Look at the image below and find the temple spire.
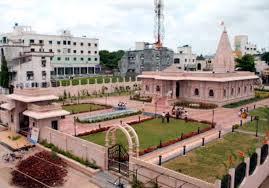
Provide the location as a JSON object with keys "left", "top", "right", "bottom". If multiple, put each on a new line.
{"left": 213, "top": 25, "right": 235, "bottom": 73}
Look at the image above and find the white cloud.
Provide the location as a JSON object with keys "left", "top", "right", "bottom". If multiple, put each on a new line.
{"left": 0, "top": 0, "right": 268, "bottom": 54}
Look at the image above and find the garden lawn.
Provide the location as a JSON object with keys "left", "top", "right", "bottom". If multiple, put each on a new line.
{"left": 80, "top": 118, "right": 209, "bottom": 151}
{"left": 163, "top": 132, "right": 263, "bottom": 183}
{"left": 240, "top": 107, "right": 269, "bottom": 134}
{"left": 223, "top": 90, "right": 269, "bottom": 108}
{"left": 63, "top": 103, "right": 110, "bottom": 114}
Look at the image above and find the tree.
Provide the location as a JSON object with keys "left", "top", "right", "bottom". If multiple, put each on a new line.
{"left": 0, "top": 53, "right": 10, "bottom": 88}
{"left": 235, "top": 54, "right": 256, "bottom": 72}
{"left": 261, "top": 52, "right": 269, "bottom": 64}
{"left": 99, "top": 50, "right": 125, "bottom": 70}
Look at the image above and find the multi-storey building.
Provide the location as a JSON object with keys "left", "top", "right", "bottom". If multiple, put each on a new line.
{"left": 0, "top": 24, "right": 100, "bottom": 89}
{"left": 119, "top": 42, "right": 174, "bottom": 77}
{"left": 234, "top": 35, "right": 258, "bottom": 56}
{"left": 173, "top": 45, "right": 197, "bottom": 71}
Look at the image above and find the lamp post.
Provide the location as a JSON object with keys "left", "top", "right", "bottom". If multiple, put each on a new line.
{"left": 255, "top": 116, "right": 259, "bottom": 137}
{"left": 212, "top": 109, "right": 215, "bottom": 128}
{"left": 73, "top": 116, "right": 77, "bottom": 136}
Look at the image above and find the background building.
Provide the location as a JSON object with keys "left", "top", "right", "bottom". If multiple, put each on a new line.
{"left": 0, "top": 24, "right": 100, "bottom": 89}
{"left": 234, "top": 35, "right": 258, "bottom": 56}
{"left": 173, "top": 45, "right": 197, "bottom": 71}
{"left": 118, "top": 42, "right": 174, "bottom": 77}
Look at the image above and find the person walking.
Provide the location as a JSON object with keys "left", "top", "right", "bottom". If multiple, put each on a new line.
{"left": 166, "top": 112, "right": 170, "bottom": 123}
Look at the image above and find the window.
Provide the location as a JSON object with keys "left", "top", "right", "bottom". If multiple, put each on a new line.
{"left": 194, "top": 88, "right": 199, "bottom": 96}
{"left": 156, "top": 85, "right": 160, "bottom": 92}
{"left": 57, "top": 57, "right": 61, "bottom": 61}
{"left": 42, "top": 71, "right": 46, "bottom": 80}
{"left": 67, "top": 49, "right": 71, "bottom": 53}
{"left": 95, "top": 43, "right": 98, "bottom": 47}
{"left": 39, "top": 40, "right": 44, "bottom": 44}
{"left": 244, "top": 86, "right": 247, "bottom": 93}
{"left": 88, "top": 57, "right": 91, "bottom": 61}
{"left": 145, "top": 85, "right": 149, "bottom": 91}
{"left": 88, "top": 43, "right": 91, "bottom": 46}
{"left": 26, "top": 71, "right": 34, "bottom": 81}
{"left": 174, "top": 58, "right": 180, "bottom": 64}
{"left": 80, "top": 42, "right": 84, "bottom": 46}
{"left": 57, "top": 49, "right": 61, "bottom": 53}
{"left": 51, "top": 120, "right": 58, "bottom": 130}
{"left": 231, "top": 88, "right": 234, "bottom": 96}
{"left": 73, "top": 42, "right": 76, "bottom": 46}
{"left": 65, "top": 57, "right": 70, "bottom": 61}
{"left": 30, "top": 39, "right": 35, "bottom": 44}
{"left": 41, "top": 60, "right": 46, "bottom": 67}
{"left": 88, "top": 51, "right": 91, "bottom": 54}
{"left": 250, "top": 86, "right": 253, "bottom": 91}
{"left": 81, "top": 57, "right": 84, "bottom": 61}
{"left": 209, "top": 89, "right": 214, "bottom": 97}
{"left": 94, "top": 51, "right": 98, "bottom": 54}
{"left": 73, "top": 57, "right": 77, "bottom": 61}
{"left": 48, "top": 40, "right": 53, "bottom": 45}
{"left": 81, "top": 50, "right": 84, "bottom": 54}
{"left": 185, "top": 59, "right": 187, "bottom": 62}
{"left": 73, "top": 50, "right": 77, "bottom": 54}
{"left": 238, "top": 87, "right": 241, "bottom": 95}
{"left": 30, "top": 48, "right": 35, "bottom": 52}
{"left": 63, "top": 40, "right": 66, "bottom": 45}
{"left": 57, "top": 41, "right": 61, "bottom": 45}
{"left": 67, "top": 41, "right": 71, "bottom": 45}
{"left": 95, "top": 58, "right": 98, "bottom": 61}
{"left": 49, "top": 49, "right": 53, "bottom": 52}
{"left": 223, "top": 89, "right": 226, "bottom": 97}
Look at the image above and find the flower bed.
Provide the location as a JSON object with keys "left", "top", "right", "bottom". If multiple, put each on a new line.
{"left": 130, "top": 95, "right": 152, "bottom": 103}
{"left": 174, "top": 101, "right": 217, "bottom": 109}
{"left": 78, "top": 109, "right": 141, "bottom": 123}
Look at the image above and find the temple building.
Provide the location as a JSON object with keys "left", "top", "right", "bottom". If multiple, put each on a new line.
{"left": 138, "top": 28, "right": 260, "bottom": 106}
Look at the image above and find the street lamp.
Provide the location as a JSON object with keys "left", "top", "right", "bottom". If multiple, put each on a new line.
{"left": 73, "top": 116, "right": 77, "bottom": 136}
{"left": 255, "top": 116, "right": 259, "bottom": 137}
{"left": 212, "top": 109, "right": 215, "bottom": 128}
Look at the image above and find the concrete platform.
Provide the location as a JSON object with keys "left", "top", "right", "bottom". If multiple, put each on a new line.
{"left": 0, "top": 130, "right": 33, "bottom": 151}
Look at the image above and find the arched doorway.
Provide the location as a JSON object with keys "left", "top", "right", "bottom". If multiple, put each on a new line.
{"left": 176, "top": 81, "right": 180, "bottom": 98}
{"left": 105, "top": 123, "right": 139, "bottom": 176}
{"left": 197, "top": 63, "right": 201, "bottom": 70}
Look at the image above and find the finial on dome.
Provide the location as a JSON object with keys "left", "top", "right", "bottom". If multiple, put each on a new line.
{"left": 220, "top": 21, "right": 226, "bottom": 32}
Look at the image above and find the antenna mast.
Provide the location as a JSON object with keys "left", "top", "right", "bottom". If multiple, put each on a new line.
{"left": 154, "top": 0, "right": 164, "bottom": 49}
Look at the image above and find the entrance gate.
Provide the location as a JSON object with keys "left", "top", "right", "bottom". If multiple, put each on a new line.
{"left": 108, "top": 144, "right": 129, "bottom": 176}
{"left": 105, "top": 123, "right": 139, "bottom": 177}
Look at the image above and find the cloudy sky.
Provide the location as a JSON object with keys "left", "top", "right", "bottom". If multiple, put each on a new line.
{"left": 0, "top": 0, "right": 268, "bottom": 55}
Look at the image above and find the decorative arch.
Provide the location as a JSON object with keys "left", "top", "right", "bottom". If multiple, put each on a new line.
{"left": 105, "top": 123, "right": 139, "bottom": 157}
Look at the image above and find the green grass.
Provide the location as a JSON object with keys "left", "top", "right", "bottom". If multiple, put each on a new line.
{"left": 163, "top": 133, "right": 263, "bottom": 183}
{"left": 240, "top": 107, "right": 269, "bottom": 134}
{"left": 80, "top": 118, "right": 209, "bottom": 151}
{"left": 223, "top": 91, "right": 269, "bottom": 108}
{"left": 63, "top": 103, "right": 110, "bottom": 114}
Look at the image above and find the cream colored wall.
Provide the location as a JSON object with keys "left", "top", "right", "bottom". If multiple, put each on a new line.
{"left": 39, "top": 127, "right": 106, "bottom": 169}
{"left": 130, "top": 157, "right": 215, "bottom": 188}
{"left": 42, "top": 81, "right": 141, "bottom": 97}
